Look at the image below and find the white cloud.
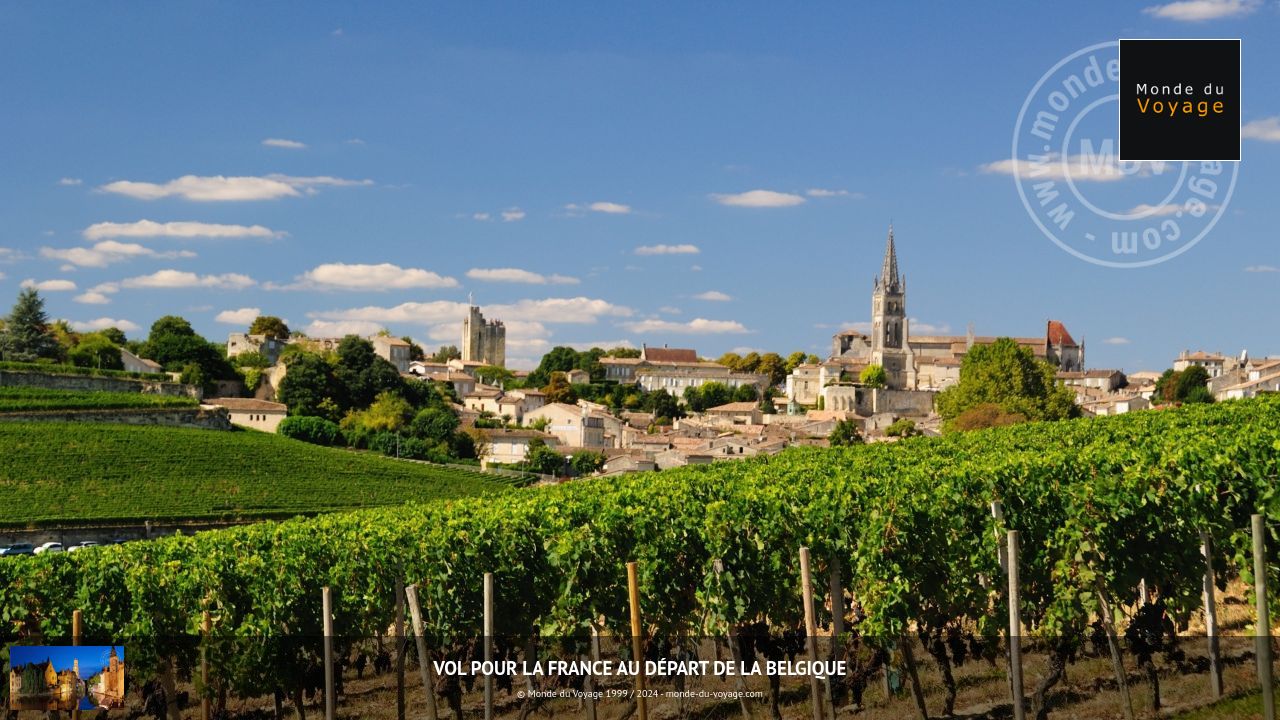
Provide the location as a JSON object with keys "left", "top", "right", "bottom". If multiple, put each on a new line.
{"left": 69, "top": 317, "right": 140, "bottom": 332}
{"left": 501, "top": 207, "right": 526, "bottom": 222}
{"left": 20, "top": 278, "right": 77, "bottom": 292}
{"left": 345, "top": 138, "right": 366, "bottom": 145}
{"left": 303, "top": 319, "right": 385, "bottom": 337}
{"left": 635, "top": 244, "right": 700, "bottom": 256}
{"left": 1143, "top": 0, "right": 1259, "bottom": 21}
{"left": 122, "top": 270, "right": 256, "bottom": 290}
{"left": 41, "top": 241, "right": 196, "bottom": 268}
{"left": 0, "top": 248, "right": 24, "bottom": 263}
{"left": 841, "top": 318, "right": 951, "bottom": 335}
{"left": 279, "top": 263, "right": 459, "bottom": 291}
{"left": 73, "top": 291, "right": 111, "bottom": 305}
{"left": 980, "top": 154, "right": 1171, "bottom": 183}
{"left": 806, "top": 188, "right": 864, "bottom": 199}
{"left": 1126, "top": 202, "right": 1221, "bottom": 217}
{"left": 620, "top": 318, "right": 749, "bottom": 335}
{"left": 658, "top": 306, "right": 681, "bottom": 315}
{"left": 1242, "top": 117, "right": 1280, "bottom": 142}
{"left": 99, "top": 174, "right": 372, "bottom": 201}
{"left": 711, "top": 189, "right": 806, "bottom": 208}
{"left": 1245, "top": 265, "right": 1279, "bottom": 273}
{"left": 694, "top": 290, "right": 733, "bottom": 302}
{"left": 466, "top": 268, "right": 579, "bottom": 285}
{"left": 472, "top": 212, "right": 492, "bottom": 221}
{"left": 1103, "top": 337, "right": 1132, "bottom": 345}
{"left": 262, "top": 138, "right": 307, "bottom": 149}
{"left": 566, "top": 339, "right": 635, "bottom": 351}
{"left": 59, "top": 177, "right": 82, "bottom": 186}
{"left": 215, "top": 307, "right": 263, "bottom": 325}
{"left": 310, "top": 297, "right": 632, "bottom": 327}
{"left": 589, "top": 201, "right": 632, "bottom": 214}
{"left": 0, "top": 271, "right": 5, "bottom": 280}
{"left": 84, "top": 219, "right": 282, "bottom": 241}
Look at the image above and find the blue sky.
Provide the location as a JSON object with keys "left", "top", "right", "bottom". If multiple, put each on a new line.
{"left": 0, "top": 2, "right": 1276, "bottom": 371}
{"left": 9, "top": 645, "right": 122, "bottom": 678}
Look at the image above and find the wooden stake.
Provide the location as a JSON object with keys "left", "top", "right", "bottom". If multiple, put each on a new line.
{"left": 1094, "top": 581, "right": 1135, "bottom": 720}
{"left": 395, "top": 581, "right": 407, "bottom": 720}
{"left": 405, "top": 584, "right": 439, "bottom": 720}
{"left": 714, "top": 559, "right": 754, "bottom": 720}
{"left": 798, "top": 547, "right": 825, "bottom": 720}
{"left": 201, "top": 610, "right": 212, "bottom": 720}
{"left": 1007, "top": 530, "right": 1025, "bottom": 720}
{"left": 1254, "top": 514, "right": 1275, "bottom": 720}
{"left": 627, "top": 561, "right": 648, "bottom": 720}
{"left": 900, "top": 634, "right": 928, "bottom": 720}
{"left": 1201, "top": 531, "right": 1222, "bottom": 699}
{"left": 584, "top": 624, "right": 599, "bottom": 720}
{"left": 484, "top": 572, "right": 495, "bottom": 720}
{"left": 827, "top": 558, "right": 842, "bottom": 717}
{"left": 323, "top": 586, "right": 335, "bottom": 720}
{"left": 72, "top": 610, "right": 82, "bottom": 720}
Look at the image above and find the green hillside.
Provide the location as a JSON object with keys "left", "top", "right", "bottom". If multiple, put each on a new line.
{"left": 0, "top": 422, "right": 512, "bottom": 527}
{"left": 0, "top": 386, "right": 198, "bottom": 412}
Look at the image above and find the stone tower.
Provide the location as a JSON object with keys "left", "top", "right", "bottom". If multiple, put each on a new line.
{"left": 869, "top": 225, "right": 915, "bottom": 390}
{"left": 460, "top": 303, "right": 506, "bottom": 368}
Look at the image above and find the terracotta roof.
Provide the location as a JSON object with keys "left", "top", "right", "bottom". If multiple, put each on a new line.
{"left": 208, "top": 397, "right": 287, "bottom": 412}
{"left": 479, "top": 428, "right": 557, "bottom": 440}
{"left": 1047, "top": 320, "right": 1077, "bottom": 347}
{"left": 641, "top": 346, "right": 699, "bottom": 363}
{"left": 1180, "top": 351, "right": 1226, "bottom": 361}
{"left": 706, "top": 402, "right": 760, "bottom": 413}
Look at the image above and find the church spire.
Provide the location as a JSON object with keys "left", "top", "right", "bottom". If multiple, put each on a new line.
{"left": 878, "top": 224, "right": 901, "bottom": 292}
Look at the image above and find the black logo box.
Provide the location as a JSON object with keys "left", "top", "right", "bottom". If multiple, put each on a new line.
{"left": 1119, "top": 39, "right": 1240, "bottom": 162}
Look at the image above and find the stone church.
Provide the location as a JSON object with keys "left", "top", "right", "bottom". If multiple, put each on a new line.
{"left": 791, "top": 226, "right": 1085, "bottom": 402}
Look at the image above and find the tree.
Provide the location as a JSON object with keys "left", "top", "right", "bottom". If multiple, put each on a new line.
{"left": 0, "top": 289, "right": 60, "bottom": 362}
{"left": 1175, "top": 365, "right": 1213, "bottom": 403}
{"left": 248, "top": 315, "right": 290, "bottom": 339}
{"left": 278, "top": 416, "right": 345, "bottom": 446}
{"left": 785, "top": 351, "right": 808, "bottom": 374}
{"left": 935, "top": 338, "right": 1079, "bottom": 431}
{"left": 401, "top": 336, "right": 425, "bottom": 362}
{"left": 428, "top": 345, "right": 461, "bottom": 363}
{"left": 278, "top": 352, "right": 344, "bottom": 420}
{"left": 524, "top": 438, "right": 565, "bottom": 476}
{"left": 475, "top": 365, "right": 515, "bottom": 387}
{"left": 68, "top": 332, "right": 124, "bottom": 370}
{"left": 757, "top": 352, "right": 787, "bottom": 386}
{"left": 410, "top": 407, "right": 460, "bottom": 443}
{"left": 49, "top": 320, "right": 78, "bottom": 361}
{"left": 570, "top": 450, "right": 606, "bottom": 476}
{"left": 732, "top": 384, "right": 758, "bottom": 402}
{"left": 684, "top": 382, "right": 733, "bottom": 412}
{"left": 759, "top": 387, "right": 777, "bottom": 415}
{"left": 646, "top": 390, "right": 685, "bottom": 422}
{"left": 353, "top": 391, "right": 415, "bottom": 432}
{"left": 885, "top": 418, "right": 920, "bottom": 438}
{"left": 828, "top": 418, "right": 864, "bottom": 446}
{"left": 99, "top": 327, "right": 128, "bottom": 346}
{"left": 543, "top": 372, "right": 578, "bottom": 404}
{"left": 949, "top": 403, "right": 1027, "bottom": 432}
{"left": 527, "top": 346, "right": 579, "bottom": 387}
{"left": 142, "top": 315, "right": 237, "bottom": 389}
{"left": 859, "top": 364, "right": 887, "bottom": 389}
{"left": 335, "top": 335, "right": 404, "bottom": 408}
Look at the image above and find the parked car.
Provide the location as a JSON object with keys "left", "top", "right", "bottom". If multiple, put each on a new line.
{"left": 0, "top": 543, "right": 35, "bottom": 556}
{"left": 33, "top": 542, "right": 64, "bottom": 554}
{"left": 68, "top": 541, "right": 100, "bottom": 552}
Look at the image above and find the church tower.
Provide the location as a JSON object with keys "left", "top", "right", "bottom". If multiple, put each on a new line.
{"left": 869, "top": 225, "right": 914, "bottom": 390}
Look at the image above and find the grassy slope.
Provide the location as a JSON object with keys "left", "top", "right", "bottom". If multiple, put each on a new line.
{"left": 0, "top": 386, "right": 198, "bottom": 411}
{"left": 0, "top": 422, "right": 510, "bottom": 527}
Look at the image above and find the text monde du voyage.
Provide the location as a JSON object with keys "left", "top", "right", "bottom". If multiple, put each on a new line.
{"left": 1134, "top": 83, "right": 1228, "bottom": 118}
{"left": 435, "top": 659, "right": 849, "bottom": 680}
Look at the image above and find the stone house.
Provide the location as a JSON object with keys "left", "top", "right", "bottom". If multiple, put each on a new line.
{"left": 371, "top": 336, "right": 412, "bottom": 373}
{"left": 208, "top": 397, "right": 289, "bottom": 432}
{"left": 478, "top": 428, "right": 558, "bottom": 466}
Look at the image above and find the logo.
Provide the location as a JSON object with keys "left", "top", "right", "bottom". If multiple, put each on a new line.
{"left": 1011, "top": 41, "right": 1238, "bottom": 268}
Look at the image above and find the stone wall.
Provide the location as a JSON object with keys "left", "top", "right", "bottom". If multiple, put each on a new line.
{"left": 0, "top": 369, "right": 200, "bottom": 398}
{"left": 0, "top": 405, "right": 231, "bottom": 430}
{"left": 869, "top": 388, "right": 936, "bottom": 416}
{"left": 0, "top": 518, "right": 263, "bottom": 548}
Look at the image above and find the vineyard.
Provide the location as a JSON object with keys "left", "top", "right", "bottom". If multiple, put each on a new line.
{"left": 0, "top": 386, "right": 199, "bottom": 412}
{"left": 0, "top": 360, "right": 168, "bottom": 380}
{"left": 0, "top": 423, "right": 512, "bottom": 527}
{"left": 3, "top": 397, "right": 1280, "bottom": 719}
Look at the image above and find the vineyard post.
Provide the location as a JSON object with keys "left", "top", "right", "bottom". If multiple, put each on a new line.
{"left": 201, "top": 609, "right": 211, "bottom": 720}
{"left": 899, "top": 634, "right": 928, "bottom": 720}
{"left": 583, "top": 624, "right": 599, "bottom": 720}
{"left": 72, "top": 609, "right": 81, "bottom": 720}
{"left": 626, "top": 561, "right": 649, "bottom": 720}
{"left": 1006, "top": 530, "right": 1025, "bottom": 720}
{"left": 992, "top": 501, "right": 1014, "bottom": 703}
{"left": 826, "top": 557, "right": 842, "bottom": 718}
{"left": 798, "top": 547, "right": 825, "bottom": 720}
{"left": 1253, "top": 514, "right": 1275, "bottom": 720}
{"left": 1201, "top": 531, "right": 1222, "bottom": 699}
{"left": 484, "top": 572, "right": 494, "bottom": 720}
{"left": 323, "top": 586, "right": 335, "bottom": 720}
{"left": 713, "top": 559, "right": 754, "bottom": 720}
{"left": 1093, "top": 581, "right": 1135, "bottom": 720}
{"left": 404, "top": 584, "right": 440, "bottom": 720}
{"left": 395, "top": 579, "right": 407, "bottom": 720}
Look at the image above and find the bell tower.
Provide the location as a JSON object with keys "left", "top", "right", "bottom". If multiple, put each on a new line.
{"left": 869, "top": 225, "right": 913, "bottom": 389}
